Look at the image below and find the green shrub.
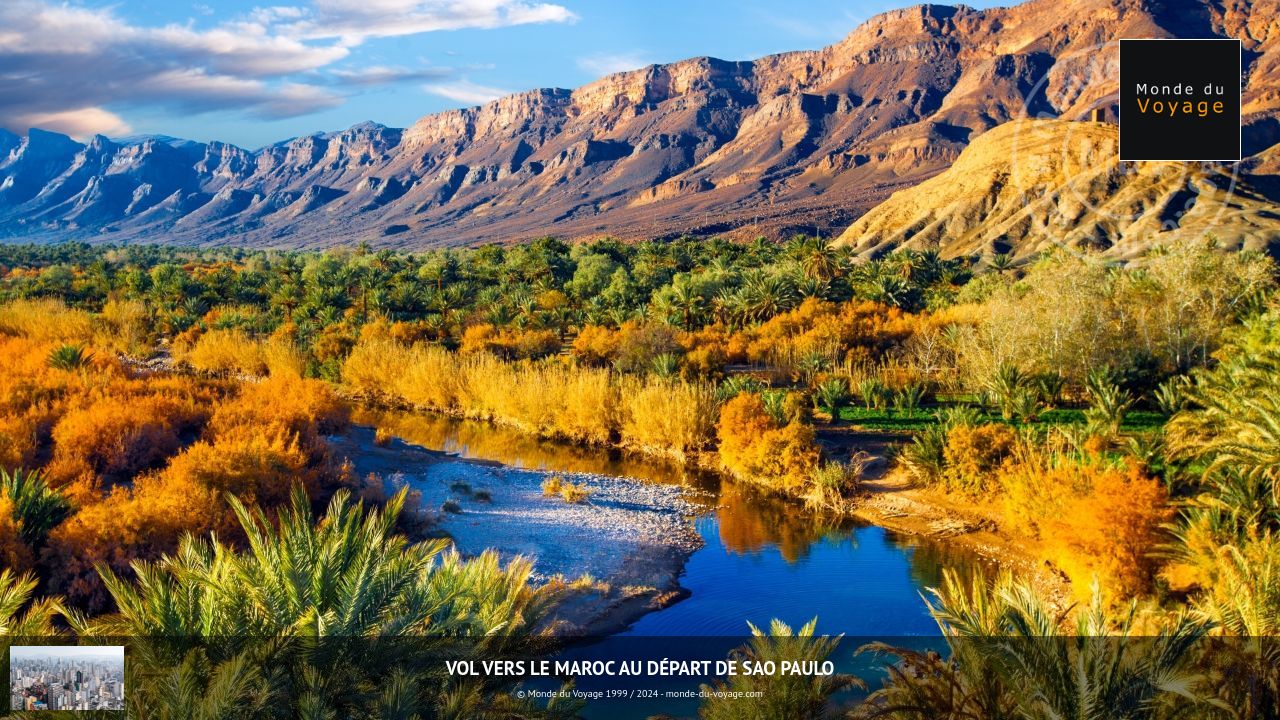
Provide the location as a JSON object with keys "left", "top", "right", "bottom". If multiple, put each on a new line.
{"left": 1, "top": 467, "right": 71, "bottom": 546}
{"left": 813, "top": 377, "right": 849, "bottom": 423}
{"left": 806, "top": 456, "right": 868, "bottom": 512}
{"left": 1084, "top": 367, "right": 1135, "bottom": 436}
{"left": 47, "top": 343, "right": 93, "bottom": 371}
{"left": 858, "top": 377, "right": 891, "bottom": 411}
{"left": 893, "top": 382, "right": 927, "bottom": 416}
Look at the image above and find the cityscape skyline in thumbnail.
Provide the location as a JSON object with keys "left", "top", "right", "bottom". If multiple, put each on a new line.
{"left": 9, "top": 646, "right": 124, "bottom": 712}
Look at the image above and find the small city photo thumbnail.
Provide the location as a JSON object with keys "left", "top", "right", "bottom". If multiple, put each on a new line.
{"left": 9, "top": 645, "right": 124, "bottom": 712}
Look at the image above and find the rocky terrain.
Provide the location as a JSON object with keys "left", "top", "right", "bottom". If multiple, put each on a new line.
{"left": 1, "top": 0, "right": 1278, "bottom": 249}
{"left": 836, "top": 119, "right": 1280, "bottom": 259}
{"left": 329, "top": 424, "right": 705, "bottom": 635}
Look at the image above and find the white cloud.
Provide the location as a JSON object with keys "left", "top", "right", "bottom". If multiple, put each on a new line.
{"left": 423, "top": 80, "right": 510, "bottom": 105}
{"left": 0, "top": 0, "right": 346, "bottom": 134}
{"left": 148, "top": 23, "right": 350, "bottom": 77}
{"left": 576, "top": 52, "right": 653, "bottom": 77}
{"left": 331, "top": 64, "right": 456, "bottom": 86}
{"left": 7, "top": 108, "right": 133, "bottom": 139}
{"left": 284, "top": 0, "right": 578, "bottom": 44}
{"left": 0, "top": 0, "right": 575, "bottom": 137}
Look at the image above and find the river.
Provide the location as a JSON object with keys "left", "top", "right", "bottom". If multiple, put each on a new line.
{"left": 351, "top": 408, "right": 986, "bottom": 717}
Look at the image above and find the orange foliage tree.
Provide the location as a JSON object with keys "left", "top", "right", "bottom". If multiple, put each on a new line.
{"left": 739, "top": 299, "right": 922, "bottom": 370}
{"left": 941, "top": 423, "right": 1019, "bottom": 494}
{"left": 461, "top": 323, "right": 560, "bottom": 360}
{"left": 571, "top": 325, "right": 621, "bottom": 366}
{"left": 45, "top": 472, "right": 216, "bottom": 612}
{"left": 46, "top": 396, "right": 186, "bottom": 487}
{"left": 997, "top": 448, "right": 1174, "bottom": 601}
{"left": 41, "top": 374, "right": 350, "bottom": 612}
{"left": 717, "top": 393, "right": 820, "bottom": 494}
{"left": 1043, "top": 463, "right": 1174, "bottom": 600}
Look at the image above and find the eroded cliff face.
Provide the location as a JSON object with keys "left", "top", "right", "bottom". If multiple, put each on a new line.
{"left": 2, "top": 0, "right": 1277, "bottom": 249}
{"left": 835, "top": 119, "right": 1280, "bottom": 259}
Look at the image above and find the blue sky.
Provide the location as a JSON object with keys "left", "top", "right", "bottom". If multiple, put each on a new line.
{"left": 10, "top": 645, "right": 123, "bottom": 660}
{"left": 0, "top": 0, "right": 1003, "bottom": 148}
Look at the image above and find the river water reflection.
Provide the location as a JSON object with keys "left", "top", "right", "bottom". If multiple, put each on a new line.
{"left": 356, "top": 409, "right": 985, "bottom": 717}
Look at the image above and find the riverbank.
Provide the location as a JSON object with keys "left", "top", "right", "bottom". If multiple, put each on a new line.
{"left": 816, "top": 424, "right": 1074, "bottom": 611}
{"left": 328, "top": 425, "right": 707, "bottom": 637}
{"left": 850, "top": 473, "right": 1073, "bottom": 612}
{"left": 343, "top": 402, "right": 1074, "bottom": 619}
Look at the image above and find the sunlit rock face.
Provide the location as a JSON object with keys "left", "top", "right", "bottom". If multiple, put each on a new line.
{"left": 1, "top": 0, "right": 1277, "bottom": 249}
{"left": 836, "top": 119, "right": 1280, "bottom": 260}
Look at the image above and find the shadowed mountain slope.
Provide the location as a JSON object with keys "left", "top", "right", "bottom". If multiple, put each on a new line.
{"left": 1, "top": 0, "right": 1278, "bottom": 248}
{"left": 834, "top": 119, "right": 1280, "bottom": 260}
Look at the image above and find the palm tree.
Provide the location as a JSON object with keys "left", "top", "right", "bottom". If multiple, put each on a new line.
{"left": 98, "top": 487, "right": 551, "bottom": 640}
{"left": 347, "top": 261, "right": 385, "bottom": 323}
{"left": 740, "top": 272, "right": 797, "bottom": 322}
{"left": 892, "top": 383, "right": 926, "bottom": 417}
{"left": 1, "top": 467, "right": 72, "bottom": 547}
{"left": 383, "top": 273, "right": 425, "bottom": 319}
{"left": 984, "top": 362, "right": 1035, "bottom": 422}
{"left": 995, "top": 583, "right": 1210, "bottom": 720}
{"left": 89, "top": 487, "right": 567, "bottom": 719}
{"left": 654, "top": 278, "right": 706, "bottom": 330}
{"left": 701, "top": 618, "right": 860, "bottom": 720}
{"left": 1185, "top": 532, "right": 1280, "bottom": 719}
{"left": 813, "top": 377, "right": 849, "bottom": 423}
{"left": 605, "top": 306, "right": 636, "bottom": 329}
{"left": 47, "top": 343, "right": 93, "bottom": 371}
{"left": 857, "top": 571, "right": 1016, "bottom": 720}
{"left": 1191, "top": 532, "right": 1280, "bottom": 637}
{"left": 1167, "top": 347, "right": 1280, "bottom": 501}
{"left": 0, "top": 568, "right": 62, "bottom": 638}
{"left": 988, "top": 252, "right": 1015, "bottom": 274}
{"left": 891, "top": 249, "right": 922, "bottom": 283}
{"left": 1163, "top": 338, "right": 1280, "bottom": 716}
{"left": 712, "top": 288, "right": 745, "bottom": 330}
{"left": 796, "top": 276, "right": 830, "bottom": 300}
{"left": 746, "top": 237, "right": 777, "bottom": 265}
{"left": 797, "top": 236, "right": 841, "bottom": 283}
{"left": 857, "top": 570, "right": 1214, "bottom": 720}
{"left": 651, "top": 352, "right": 681, "bottom": 379}
{"left": 852, "top": 261, "right": 912, "bottom": 308}
{"left": 917, "top": 248, "right": 945, "bottom": 283}
{"left": 137, "top": 649, "right": 275, "bottom": 720}
{"left": 1084, "top": 367, "right": 1136, "bottom": 436}
{"left": 1152, "top": 375, "right": 1190, "bottom": 416}
{"left": 270, "top": 279, "right": 304, "bottom": 323}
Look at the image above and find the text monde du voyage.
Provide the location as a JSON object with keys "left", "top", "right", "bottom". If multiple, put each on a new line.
{"left": 1133, "top": 82, "right": 1230, "bottom": 118}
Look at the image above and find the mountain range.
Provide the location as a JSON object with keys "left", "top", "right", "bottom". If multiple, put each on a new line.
{"left": 1, "top": 0, "right": 1278, "bottom": 253}
{"left": 837, "top": 119, "right": 1280, "bottom": 258}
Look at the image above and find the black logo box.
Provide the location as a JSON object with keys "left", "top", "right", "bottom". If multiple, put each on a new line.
{"left": 1119, "top": 38, "right": 1241, "bottom": 162}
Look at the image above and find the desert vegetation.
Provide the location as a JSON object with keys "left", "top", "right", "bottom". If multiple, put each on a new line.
{"left": 1, "top": 234, "right": 1278, "bottom": 716}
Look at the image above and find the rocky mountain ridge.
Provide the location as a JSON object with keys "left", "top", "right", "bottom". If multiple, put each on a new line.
{"left": 835, "top": 119, "right": 1280, "bottom": 258}
{"left": 1, "top": 0, "right": 1277, "bottom": 249}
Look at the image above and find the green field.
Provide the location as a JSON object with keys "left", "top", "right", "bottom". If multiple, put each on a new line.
{"left": 837, "top": 405, "right": 1168, "bottom": 434}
